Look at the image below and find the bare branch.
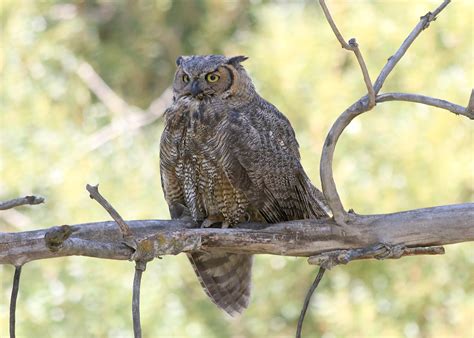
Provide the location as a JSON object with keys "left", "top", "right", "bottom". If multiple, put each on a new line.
{"left": 320, "top": 0, "right": 454, "bottom": 224}
{"left": 0, "top": 196, "right": 44, "bottom": 210}
{"left": 1, "top": 203, "right": 472, "bottom": 266}
{"left": 296, "top": 267, "right": 326, "bottom": 338}
{"left": 76, "top": 61, "right": 133, "bottom": 116}
{"left": 133, "top": 262, "right": 146, "bottom": 338}
{"left": 373, "top": 0, "right": 451, "bottom": 93}
{"left": 467, "top": 89, "right": 474, "bottom": 115}
{"left": 376, "top": 92, "right": 472, "bottom": 118}
{"left": 79, "top": 87, "right": 173, "bottom": 156}
{"left": 9, "top": 265, "right": 22, "bottom": 338}
{"left": 319, "top": 0, "right": 375, "bottom": 108}
{"left": 86, "top": 184, "right": 132, "bottom": 238}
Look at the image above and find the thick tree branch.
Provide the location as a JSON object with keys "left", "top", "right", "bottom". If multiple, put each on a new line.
{"left": 1, "top": 203, "right": 472, "bottom": 266}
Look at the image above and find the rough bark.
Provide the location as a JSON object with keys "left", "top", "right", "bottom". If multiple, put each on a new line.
{"left": 1, "top": 203, "right": 472, "bottom": 266}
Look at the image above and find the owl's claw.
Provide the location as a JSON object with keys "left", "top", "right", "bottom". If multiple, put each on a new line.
{"left": 201, "top": 216, "right": 229, "bottom": 228}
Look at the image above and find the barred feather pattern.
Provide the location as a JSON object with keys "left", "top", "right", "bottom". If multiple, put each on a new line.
{"left": 160, "top": 55, "right": 329, "bottom": 316}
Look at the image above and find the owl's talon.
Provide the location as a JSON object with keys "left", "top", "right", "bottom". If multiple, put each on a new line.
{"left": 201, "top": 218, "right": 222, "bottom": 228}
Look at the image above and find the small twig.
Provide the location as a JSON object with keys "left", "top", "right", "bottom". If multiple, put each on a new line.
{"left": 319, "top": 0, "right": 375, "bottom": 108}
{"left": 376, "top": 92, "right": 471, "bottom": 118}
{"left": 308, "top": 244, "right": 445, "bottom": 269}
{"left": 467, "top": 89, "right": 474, "bottom": 115}
{"left": 295, "top": 267, "right": 326, "bottom": 338}
{"left": 0, "top": 196, "right": 44, "bottom": 210}
{"left": 373, "top": 0, "right": 451, "bottom": 93}
{"left": 132, "top": 261, "right": 147, "bottom": 338}
{"left": 10, "top": 265, "right": 22, "bottom": 338}
{"left": 86, "top": 184, "right": 133, "bottom": 239}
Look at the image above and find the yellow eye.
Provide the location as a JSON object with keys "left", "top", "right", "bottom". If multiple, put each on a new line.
{"left": 182, "top": 74, "right": 190, "bottom": 83}
{"left": 206, "top": 73, "right": 220, "bottom": 83}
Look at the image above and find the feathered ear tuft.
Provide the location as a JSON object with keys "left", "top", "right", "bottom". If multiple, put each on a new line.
{"left": 227, "top": 55, "right": 249, "bottom": 65}
{"left": 176, "top": 56, "right": 184, "bottom": 66}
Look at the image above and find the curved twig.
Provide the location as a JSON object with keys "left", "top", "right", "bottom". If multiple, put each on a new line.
{"left": 376, "top": 93, "right": 471, "bottom": 118}
{"left": 319, "top": 0, "right": 453, "bottom": 224}
{"left": 295, "top": 267, "right": 326, "bottom": 338}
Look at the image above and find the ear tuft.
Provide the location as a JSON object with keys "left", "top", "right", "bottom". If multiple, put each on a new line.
{"left": 176, "top": 56, "right": 184, "bottom": 66}
{"left": 227, "top": 55, "right": 249, "bottom": 65}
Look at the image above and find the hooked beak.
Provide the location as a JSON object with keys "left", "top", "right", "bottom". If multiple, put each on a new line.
{"left": 190, "top": 80, "right": 203, "bottom": 98}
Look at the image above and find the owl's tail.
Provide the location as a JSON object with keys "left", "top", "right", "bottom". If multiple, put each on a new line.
{"left": 187, "top": 252, "right": 252, "bottom": 316}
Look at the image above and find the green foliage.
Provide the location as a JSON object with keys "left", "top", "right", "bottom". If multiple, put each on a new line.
{"left": 1, "top": 1, "right": 472, "bottom": 337}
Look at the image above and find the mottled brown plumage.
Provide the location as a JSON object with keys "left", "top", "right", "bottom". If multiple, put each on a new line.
{"left": 160, "top": 55, "right": 329, "bottom": 316}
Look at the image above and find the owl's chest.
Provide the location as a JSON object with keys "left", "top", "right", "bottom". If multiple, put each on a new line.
{"left": 172, "top": 112, "right": 248, "bottom": 222}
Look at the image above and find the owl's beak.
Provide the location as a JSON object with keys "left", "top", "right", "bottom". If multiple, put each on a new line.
{"left": 190, "top": 80, "right": 203, "bottom": 98}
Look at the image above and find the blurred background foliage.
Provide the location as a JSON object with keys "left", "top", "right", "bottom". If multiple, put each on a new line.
{"left": 1, "top": 0, "right": 473, "bottom": 337}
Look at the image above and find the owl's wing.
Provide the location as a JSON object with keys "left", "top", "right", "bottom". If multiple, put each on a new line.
{"left": 160, "top": 117, "right": 186, "bottom": 210}
{"left": 213, "top": 99, "right": 329, "bottom": 223}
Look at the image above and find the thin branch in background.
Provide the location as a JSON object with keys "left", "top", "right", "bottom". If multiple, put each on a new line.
{"left": 319, "top": 0, "right": 375, "bottom": 108}
{"left": 9, "top": 265, "right": 22, "bottom": 338}
{"left": 0, "top": 196, "right": 45, "bottom": 210}
{"left": 79, "top": 87, "right": 173, "bottom": 156}
{"left": 76, "top": 61, "right": 132, "bottom": 116}
{"left": 295, "top": 267, "right": 326, "bottom": 338}
{"left": 74, "top": 59, "right": 173, "bottom": 160}
{"left": 132, "top": 262, "right": 147, "bottom": 338}
{"left": 319, "top": 0, "right": 452, "bottom": 225}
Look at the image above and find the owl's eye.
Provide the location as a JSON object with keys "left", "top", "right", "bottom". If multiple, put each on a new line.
{"left": 182, "top": 74, "right": 190, "bottom": 83}
{"left": 206, "top": 73, "right": 220, "bottom": 83}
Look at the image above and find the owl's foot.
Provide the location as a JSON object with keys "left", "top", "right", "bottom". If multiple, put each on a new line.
{"left": 169, "top": 203, "right": 192, "bottom": 220}
{"left": 201, "top": 215, "right": 230, "bottom": 228}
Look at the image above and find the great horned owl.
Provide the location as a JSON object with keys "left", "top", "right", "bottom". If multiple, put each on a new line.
{"left": 160, "top": 55, "right": 329, "bottom": 316}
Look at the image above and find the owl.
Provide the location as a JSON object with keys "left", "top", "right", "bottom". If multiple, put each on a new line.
{"left": 160, "top": 55, "right": 329, "bottom": 316}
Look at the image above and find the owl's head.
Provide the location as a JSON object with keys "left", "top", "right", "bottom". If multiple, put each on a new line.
{"left": 172, "top": 55, "right": 254, "bottom": 101}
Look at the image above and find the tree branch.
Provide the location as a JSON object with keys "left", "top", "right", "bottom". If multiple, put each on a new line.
{"left": 319, "top": 0, "right": 456, "bottom": 225}
{"left": 1, "top": 203, "right": 472, "bottom": 266}
{"left": 373, "top": 0, "right": 451, "bottom": 94}
{"left": 319, "top": 0, "right": 375, "bottom": 108}
{"left": 376, "top": 92, "right": 472, "bottom": 119}
{"left": 9, "top": 265, "right": 22, "bottom": 338}
{"left": 0, "top": 196, "right": 45, "bottom": 210}
{"left": 296, "top": 267, "right": 326, "bottom": 338}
